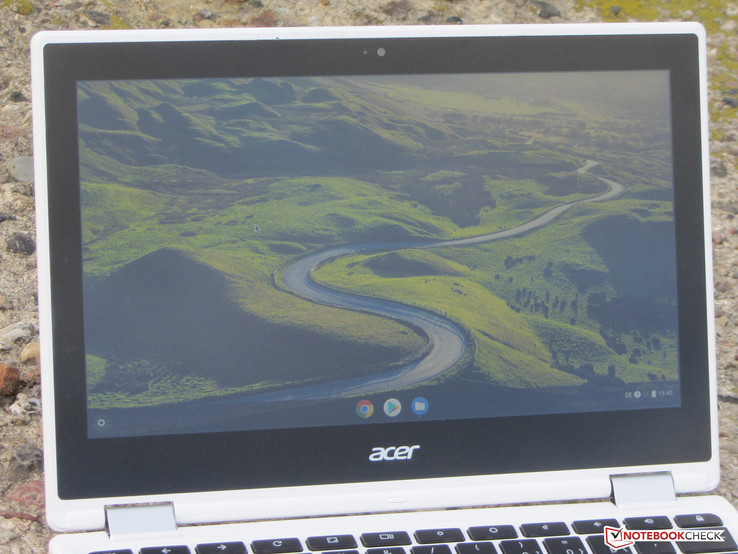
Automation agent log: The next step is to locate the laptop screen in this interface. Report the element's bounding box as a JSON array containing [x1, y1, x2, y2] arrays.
[[77, 70, 679, 438], [37, 29, 712, 500]]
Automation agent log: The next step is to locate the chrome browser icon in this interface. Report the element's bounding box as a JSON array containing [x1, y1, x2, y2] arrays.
[[356, 399, 374, 419]]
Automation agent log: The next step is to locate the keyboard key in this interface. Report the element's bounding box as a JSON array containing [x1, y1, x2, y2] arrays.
[[251, 539, 303, 554], [500, 539, 544, 554], [307, 535, 357, 551], [416, 529, 465, 544], [572, 520, 620, 534], [366, 548, 406, 554], [674, 515, 724, 529], [543, 537, 587, 554], [196, 543, 247, 554], [676, 527, 737, 553], [468, 526, 518, 541], [633, 543, 676, 554], [521, 524, 570, 538], [362, 533, 412, 547], [412, 545, 454, 554], [586, 535, 632, 554], [141, 547, 191, 554], [625, 518, 672, 531], [457, 542, 497, 554]]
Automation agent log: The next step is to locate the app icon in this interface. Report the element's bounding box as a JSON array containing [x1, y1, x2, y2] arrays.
[[383, 398, 402, 417], [411, 397, 429, 415], [356, 399, 374, 419]]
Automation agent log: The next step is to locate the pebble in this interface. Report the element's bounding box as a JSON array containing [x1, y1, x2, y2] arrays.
[[5, 232, 35, 255], [0, 321, 35, 352], [9, 91, 28, 103], [0, 296, 13, 311], [0, 363, 20, 396], [19, 341, 39, 364], [717, 280, 734, 293], [7, 445, 44, 482], [8, 156, 33, 183], [7, 392, 40, 416], [6, 479, 45, 508]]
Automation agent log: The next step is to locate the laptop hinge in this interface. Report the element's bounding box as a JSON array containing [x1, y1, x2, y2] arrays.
[[105, 502, 177, 542], [610, 472, 676, 508]]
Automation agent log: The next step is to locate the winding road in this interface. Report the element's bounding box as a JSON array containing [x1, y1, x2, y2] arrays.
[[278, 160, 627, 398]]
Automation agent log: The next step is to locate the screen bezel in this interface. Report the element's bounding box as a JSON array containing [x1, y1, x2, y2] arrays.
[[39, 32, 711, 501]]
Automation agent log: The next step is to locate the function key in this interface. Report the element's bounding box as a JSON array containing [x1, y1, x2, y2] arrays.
[[196, 544, 247, 554], [572, 520, 619, 534], [251, 539, 303, 554], [141, 547, 191, 554], [521, 523, 569, 538], [306, 536, 357, 551], [412, 545, 454, 554], [586, 535, 631, 554], [468, 526, 518, 541], [676, 527, 737, 553], [674, 514, 723, 529], [624, 518, 672, 530], [416, 529, 465, 544], [500, 539, 543, 554], [543, 537, 586, 554], [362, 532, 412, 547], [457, 543, 496, 554]]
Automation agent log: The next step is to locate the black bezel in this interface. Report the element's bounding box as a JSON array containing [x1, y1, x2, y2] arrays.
[[40, 32, 711, 500]]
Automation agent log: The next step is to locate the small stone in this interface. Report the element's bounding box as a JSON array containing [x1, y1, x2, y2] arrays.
[[11, 183, 34, 196], [381, 0, 413, 17], [0, 363, 21, 396], [445, 15, 463, 23], [247, 0, 263, 6], [714, 229, 728, 244], [9, 91, 28, 103], [716, 280, 733, 293], [9, 156, 34, 182], [8, 445, 44, 482], [20, 341, 40, 364], [711, 159, 728, 178], [609, 5, 622, 15], [6, 232, 36, 255], [0, 321, 35, 351], [0, 213, 17, 223], [0, 296, 13, 311], [0, 124, 24, 142], [530, 0, 561, 18], [6, 479, 45, 508], [85, 10, 112, 25], [20, 369, 40, 387], [8, 392, 40, 415], [723, 97, 738, 108]]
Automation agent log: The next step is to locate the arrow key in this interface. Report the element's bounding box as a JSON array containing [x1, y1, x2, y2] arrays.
[[196, 542, 247, 554], [140, 547, 191, 554]]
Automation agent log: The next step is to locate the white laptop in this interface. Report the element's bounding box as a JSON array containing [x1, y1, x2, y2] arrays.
[[31, 22, 737, 554]]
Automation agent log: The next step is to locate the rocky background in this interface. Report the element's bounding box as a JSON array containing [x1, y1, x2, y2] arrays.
[[1, 0, 737, 551]]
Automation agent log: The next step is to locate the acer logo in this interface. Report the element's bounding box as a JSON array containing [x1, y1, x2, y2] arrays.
[[369, 445, 420, 462]]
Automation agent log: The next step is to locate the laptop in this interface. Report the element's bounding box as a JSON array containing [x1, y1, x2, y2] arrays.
[[31, 22, 736, 554]]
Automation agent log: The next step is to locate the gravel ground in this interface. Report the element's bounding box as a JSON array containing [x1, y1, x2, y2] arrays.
[[1, 0, 737, 552]]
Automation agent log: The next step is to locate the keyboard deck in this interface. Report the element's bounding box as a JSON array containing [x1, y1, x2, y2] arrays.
[[49, 496, 738, 554]]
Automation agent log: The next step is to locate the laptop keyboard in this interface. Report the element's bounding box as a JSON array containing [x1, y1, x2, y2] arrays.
[[90, 512, 738, 554]]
